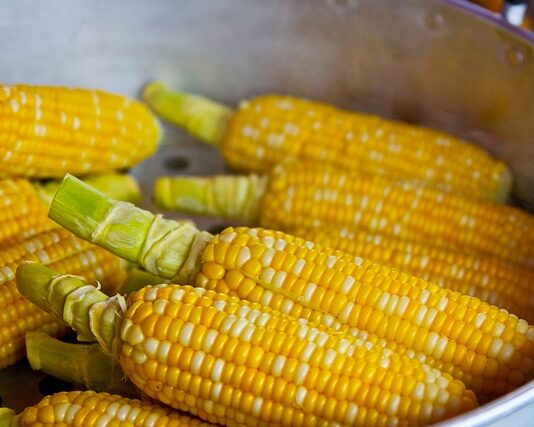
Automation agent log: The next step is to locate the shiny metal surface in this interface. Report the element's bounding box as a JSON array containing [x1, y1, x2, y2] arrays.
[[0, 0, 533, 424]]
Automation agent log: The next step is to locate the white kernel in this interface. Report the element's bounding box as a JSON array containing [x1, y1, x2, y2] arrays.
[[488, 338, 504, 359], [338, 302, 355, 323], [251, 396, 263, 417], [211, 359, 225, 381], [377, 293, 390, 312], [259, 290, 273, 307], [301, 343, 316, 361], [326, 255, 338, 268], [131, 347, 147, 364], [341, 276, 356, 294], [302, 283, 317, 303], [260, 267, 276, 284], [152, 299, 168, 315], [64, 404, 82, 423], [143, 337, 159, 358], [274, 239, 287, 251], [387, 394, 401, 416], [261, 236, 275, 248], [256, 312, 271, 327], [272, 355, 286, 376], [345, 403, 359, 424], [322, 349, 337, 368], [191, 351, 205, 374], [419, 289, 430, 304], [236, 247, 251, 267], [497, 342, 515, 363], [424, 332, 440, 355], [126, 324, 144, 346], [203, 329, 218, 352], [424, 308, 438, 328], [9, 99, 19, 112], [53, 402, 71, 422], [178, 322, 194, 346], [353, 256, 364, 266], [295, 386, 308, 408], [517, 319, 529, 334], [230, 318, 248, 337], [412, 382, 425, 401], [95, 414, 113, 427], [474, 313, 487, 328], [292, 259, 306, 275]]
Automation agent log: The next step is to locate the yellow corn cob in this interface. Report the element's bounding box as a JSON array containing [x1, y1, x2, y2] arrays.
[[47, 176, 534, 401], [153, 161, 534, 267], [0, 227, 126, 369], [18, 267, 478, 427], [0, 84, 160, 178], [0, 178, 52, 247], [1, 390, 213, 426], [288, 226, 534, 324], [143, 83, 511, 202]]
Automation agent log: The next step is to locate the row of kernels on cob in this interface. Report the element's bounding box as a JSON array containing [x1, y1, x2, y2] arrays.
[[287, 226, 534, 324], [43, 177, 534, 406]]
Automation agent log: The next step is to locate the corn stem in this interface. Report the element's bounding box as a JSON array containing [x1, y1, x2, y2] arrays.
[[142, 82, 232, 146]]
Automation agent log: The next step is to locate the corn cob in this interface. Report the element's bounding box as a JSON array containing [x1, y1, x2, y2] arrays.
[[18, 264, 477, 426], [0, 84, 160, 178], [0, 173, 140, 247], [143, 82, 511, 202], [0, 227, 127, 369], [287, 226, 534, 324], [47, 176, 534, 401], [0, 390, 213, 427], [153, 161, 534, 267], [26, 332, 136, 397]]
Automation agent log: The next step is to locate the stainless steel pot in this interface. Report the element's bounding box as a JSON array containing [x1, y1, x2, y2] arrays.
[[1, 0, 533, 424]]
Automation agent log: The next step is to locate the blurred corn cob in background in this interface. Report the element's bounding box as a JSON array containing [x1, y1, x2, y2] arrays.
[[0, 84, 160, 178], [19, 264, 478, 426], [0, 174, 139, 369], [0, 390, 214, 427], [153, 161, 534, 267], [45, 176, 534, 401], [143, 83, 511, 202]]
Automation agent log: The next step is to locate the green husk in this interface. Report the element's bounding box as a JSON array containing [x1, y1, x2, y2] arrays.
[[142, 82, 233, 146], [16, 262, 124, 353], [154, 174, 266, 224], [34, 173, 141, 205], [49, 175, 213, 282], [26, 332, 135, 397]]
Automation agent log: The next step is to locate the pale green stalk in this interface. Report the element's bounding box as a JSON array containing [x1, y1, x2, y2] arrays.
[[33, 173, 141, 206], [26, 332, 135, 397], [16, 262, 124, 353], [154, 174, 266, 224], [49, 175, 212, 282], [142, 82, 233, 146]]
